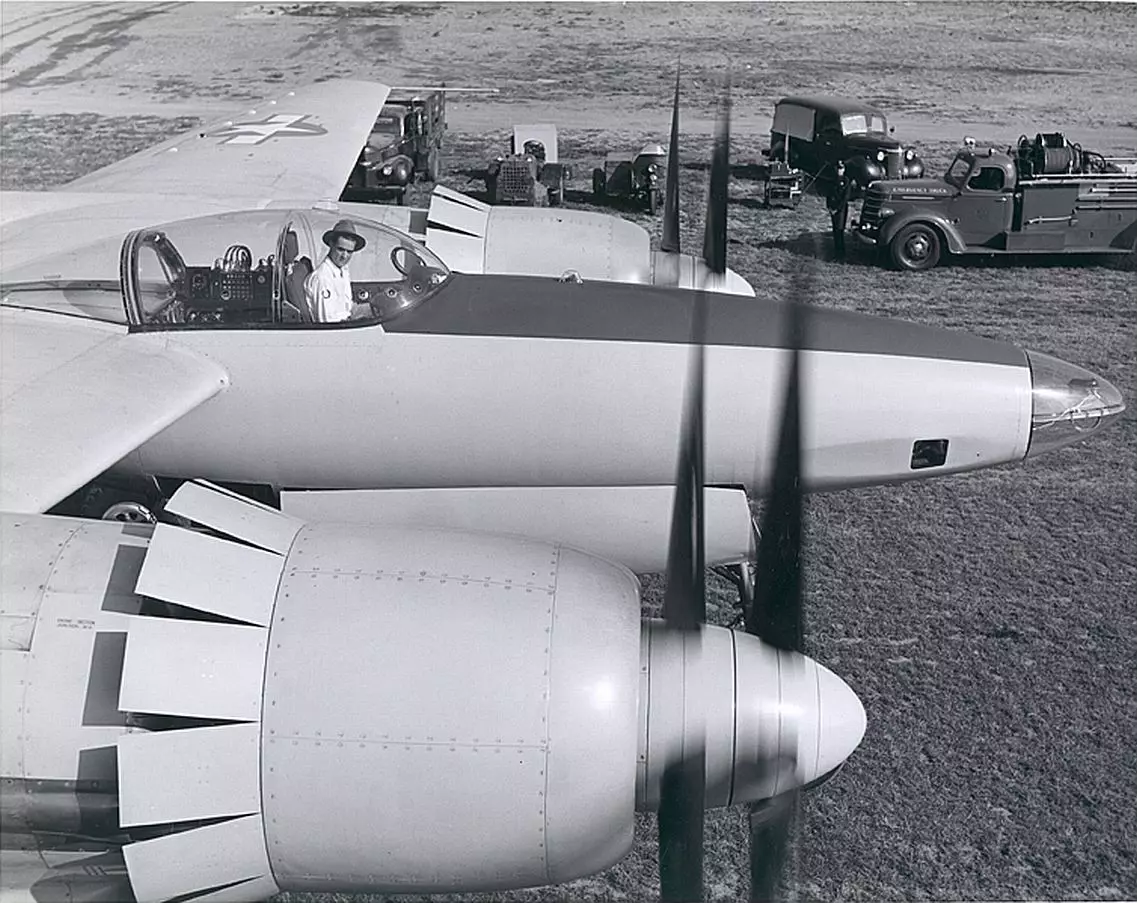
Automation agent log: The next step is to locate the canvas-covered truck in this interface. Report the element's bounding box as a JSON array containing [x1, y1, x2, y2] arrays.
[[764, 95, 924, 194], [853, 133, 1137, 270]]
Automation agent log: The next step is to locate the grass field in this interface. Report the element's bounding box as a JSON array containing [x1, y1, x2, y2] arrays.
[[2, 3, 1135, 901]]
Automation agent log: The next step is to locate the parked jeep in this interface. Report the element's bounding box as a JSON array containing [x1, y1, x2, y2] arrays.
[[592, 143, 668, 214], [344, 92, 446, 204], [485, 124, 572, 207], [767, 95, 923, 193]]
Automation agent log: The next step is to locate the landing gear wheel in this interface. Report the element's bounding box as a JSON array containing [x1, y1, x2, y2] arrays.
[[889, 223, 941, 271], [81, 485, 158, 523], [102, 501, 157, 524]]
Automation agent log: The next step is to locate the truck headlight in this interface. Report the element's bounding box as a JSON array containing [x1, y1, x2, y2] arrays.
[[879, 207, 895, 219], [905, 149, 915, 161], [381, 164, 393, 176], [876, 150, 886, 162]]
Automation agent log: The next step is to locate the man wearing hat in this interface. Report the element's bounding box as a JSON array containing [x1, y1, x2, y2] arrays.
[[303, 219, 371, 323]]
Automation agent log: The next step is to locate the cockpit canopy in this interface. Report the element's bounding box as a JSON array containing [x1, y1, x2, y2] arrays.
[[122, 209, 450, 329]]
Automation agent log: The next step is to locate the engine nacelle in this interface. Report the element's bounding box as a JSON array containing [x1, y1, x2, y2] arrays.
[[419, 186, 755, 295], [2, 484, 866, 902], [260, 523, 642, 893]]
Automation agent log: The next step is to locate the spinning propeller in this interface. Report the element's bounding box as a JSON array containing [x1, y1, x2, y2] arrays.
[[656, 70, 810, 903]]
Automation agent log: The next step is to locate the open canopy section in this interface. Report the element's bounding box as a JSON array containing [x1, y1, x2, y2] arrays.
[[121, 209, 452, 330]]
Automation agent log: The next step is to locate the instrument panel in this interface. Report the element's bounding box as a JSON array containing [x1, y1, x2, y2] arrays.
[[184, 261, 273, 325]]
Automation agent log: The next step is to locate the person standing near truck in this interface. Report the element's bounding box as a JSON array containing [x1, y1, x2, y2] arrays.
[[826, 161, 854, 260]]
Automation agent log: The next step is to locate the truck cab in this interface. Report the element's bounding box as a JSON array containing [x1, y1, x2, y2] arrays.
[[854, 138, 1137, 270], [343, 93, 446, 204]]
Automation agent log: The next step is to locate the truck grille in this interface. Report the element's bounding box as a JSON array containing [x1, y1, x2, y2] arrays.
[[860, 188, 886, 224], [498, 159, 535, 198], [883, 148, 902, 179]]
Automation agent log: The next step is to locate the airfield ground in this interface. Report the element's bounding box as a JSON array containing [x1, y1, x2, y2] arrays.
[[1, 3, 1135, 901]]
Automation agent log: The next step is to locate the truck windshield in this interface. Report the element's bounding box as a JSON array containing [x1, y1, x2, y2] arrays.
[[841, 113, 888, 135], [372, 115, 402, 136], [944, 155, 973, 188]]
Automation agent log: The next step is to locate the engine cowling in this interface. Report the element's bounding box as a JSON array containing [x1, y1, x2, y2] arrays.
[[260, 523, 642, 892], [419, 186, 755, 295], [1, 484, 866, 902]]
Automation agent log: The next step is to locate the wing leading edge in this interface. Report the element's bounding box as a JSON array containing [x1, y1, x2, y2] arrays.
[[0, 309, 229, 514], [62, 80, 391, 204]]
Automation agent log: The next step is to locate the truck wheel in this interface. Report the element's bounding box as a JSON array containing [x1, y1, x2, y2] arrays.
[[592, 169, 606, 200], [548, 185, 563, 207], [427, 149, 440, 182], [890, 223, 941, 271], [396, 188, 407, 206], [648, 188, 660, 215]]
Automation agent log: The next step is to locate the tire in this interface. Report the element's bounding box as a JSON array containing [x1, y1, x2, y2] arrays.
[[548, 185, 563, 207], [396, 188, 407, 206], [427, 148, 440, 182], [592, 169, 606, 200], [80, 485, 157, 522], [889, 223, 941, 271], [648, 187, 659, 215]]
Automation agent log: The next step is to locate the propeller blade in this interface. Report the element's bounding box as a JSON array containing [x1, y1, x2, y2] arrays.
[[745, 281, 806, 653], [659, 746, 706, 902], [662, 296, 707, 630], [702, 74, 731, 276], [744, 262, 811, 903], [658, 292, 707, 903], [661, 63, 682, 255], [658, 70, 728, 902], [748, 787, 799, 903]]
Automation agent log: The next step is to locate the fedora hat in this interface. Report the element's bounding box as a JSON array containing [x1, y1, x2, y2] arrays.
[[322, 219, 367, 251]]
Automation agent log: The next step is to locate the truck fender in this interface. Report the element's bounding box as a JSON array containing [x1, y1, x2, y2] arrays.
[[879, 212, 967, 255], [843, 156, 883, 188]]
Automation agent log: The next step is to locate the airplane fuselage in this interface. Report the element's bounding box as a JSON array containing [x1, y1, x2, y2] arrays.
[[110, 274, 1034, 493]]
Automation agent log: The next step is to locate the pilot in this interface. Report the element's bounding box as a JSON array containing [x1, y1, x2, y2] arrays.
[[304, 219, 372, 323]]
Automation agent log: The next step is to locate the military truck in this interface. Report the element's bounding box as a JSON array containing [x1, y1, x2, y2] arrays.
[[343, 92, 446, 205], [852, 132, 1137, 270], [485, 124, 572, 207]]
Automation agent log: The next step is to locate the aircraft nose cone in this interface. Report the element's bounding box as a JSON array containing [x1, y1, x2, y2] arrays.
[[1026, 350, 1125, 458]]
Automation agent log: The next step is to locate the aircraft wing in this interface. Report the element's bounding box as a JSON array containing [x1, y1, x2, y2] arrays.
[[62, 80, 390, 203], [0, 308, 229, 514]]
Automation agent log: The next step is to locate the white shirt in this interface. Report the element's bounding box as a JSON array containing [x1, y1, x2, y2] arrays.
[[303, 256, 353, 323]]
